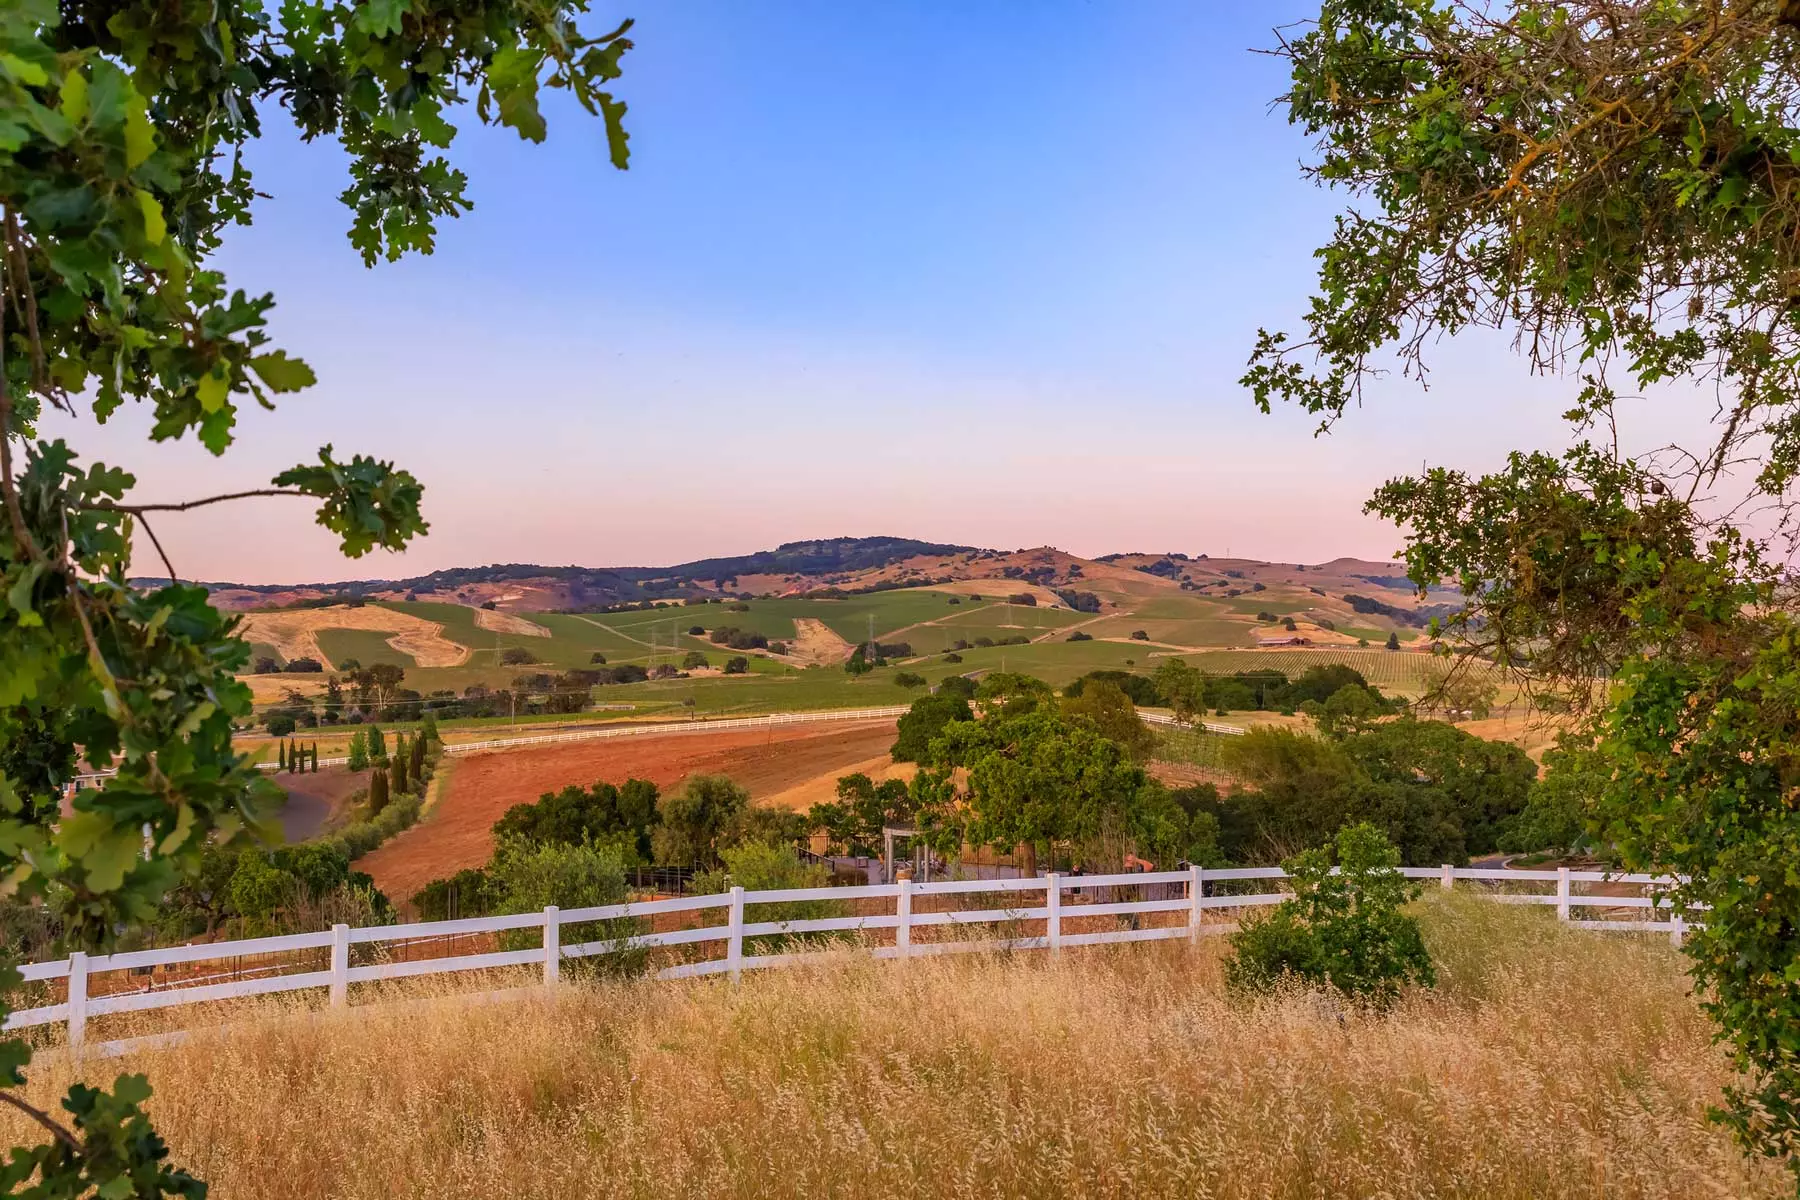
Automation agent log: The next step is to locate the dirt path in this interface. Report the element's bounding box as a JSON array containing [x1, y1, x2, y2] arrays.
[[573, 613, 653, 648], [276, 768, 366, 842], [357, 719, 899, 902], [791, 617, 854, 665]]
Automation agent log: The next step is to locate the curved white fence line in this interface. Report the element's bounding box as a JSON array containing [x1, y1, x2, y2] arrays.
[[6, 864, 1688, 1055], [255, 705, 911, 771]]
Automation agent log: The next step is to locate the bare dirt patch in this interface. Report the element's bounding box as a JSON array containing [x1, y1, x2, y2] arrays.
[[791, 617, 855, 665], [758, 754, 917, 812], [473, 607, 551, 638], [357, 719, 899, 902], [240, 674, 331, 704], [237, 605, 470, 669]]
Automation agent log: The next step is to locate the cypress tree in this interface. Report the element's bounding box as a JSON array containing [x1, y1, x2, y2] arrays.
[[369, 723, 386, 761], [409, 731, 426, 781], [347, 728, 368, 772], [421, 714, 439, 745], [389, 752, 406, 798], [278, 740, 287, 771], [369, 769, 389, 813], [310, 742, 319, 772]]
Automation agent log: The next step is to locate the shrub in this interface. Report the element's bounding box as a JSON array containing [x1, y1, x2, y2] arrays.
[[411, 868, 496, 921], [894, 672, 927, 688], [1129, 630, 1149, 641], [488, 838, 645, 976], [1226, 823, 1435, 1006], [694, 841, 845, 949], [768, 641, 788, 655], [1257, 611, 1279, 623], [252, 656, 281, 674], [283, 657, 323, 672], [1386, 631, 1401, 650], [589, 652, 607, 664], [500, 646, 537, 666], [681, 651, 710, 670], [266, 714, 296, 737], [481, 600, 498, 610], [943, 652, 964, 663], [723, 656, 749, 675], [1066, 630, 1092, 642], [1006, 593, 1037, 607], [346, 728, 369, 772], [687, 625, 705, 636]]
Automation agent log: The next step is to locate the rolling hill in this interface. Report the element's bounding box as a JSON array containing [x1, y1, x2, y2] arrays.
[[224, 537, 1468, 721]]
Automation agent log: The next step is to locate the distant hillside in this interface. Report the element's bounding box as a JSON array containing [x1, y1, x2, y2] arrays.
[[174, 537, 1437, 616], [664, 537, 979, 584]]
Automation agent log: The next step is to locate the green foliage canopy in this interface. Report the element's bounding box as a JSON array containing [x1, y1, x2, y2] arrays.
[[0, 0, 636, 1188], [1254, 0, 1800, 1168], [1227, 823, 1435, 1006]]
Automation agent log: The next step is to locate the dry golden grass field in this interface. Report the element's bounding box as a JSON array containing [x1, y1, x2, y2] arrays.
[[3, 896, 1781, 1199]]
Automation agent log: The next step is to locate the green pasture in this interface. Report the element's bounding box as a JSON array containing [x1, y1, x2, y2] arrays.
[[1080, 615, 1254, 647], [315, 628, 417, 670]]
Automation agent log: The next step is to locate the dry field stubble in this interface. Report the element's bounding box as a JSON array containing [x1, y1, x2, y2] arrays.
[[4, 897, 1781, 1199]]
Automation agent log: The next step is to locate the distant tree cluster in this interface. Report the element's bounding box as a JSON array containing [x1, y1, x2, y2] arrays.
[[1054, 589, 1102, 613], [708, 626, 769, 651]]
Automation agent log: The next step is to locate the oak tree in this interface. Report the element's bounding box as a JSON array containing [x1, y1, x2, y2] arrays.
[[0, 0, 636, 1191], [1252, 0, 1800, 1169]]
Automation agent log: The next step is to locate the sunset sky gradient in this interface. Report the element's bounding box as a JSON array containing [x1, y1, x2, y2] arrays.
[[47, 2, 1714, 584]]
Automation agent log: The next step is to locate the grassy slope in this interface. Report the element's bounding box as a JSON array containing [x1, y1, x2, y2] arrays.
[[314, 629, 418, 670], [14, 898, 1777, 1199]]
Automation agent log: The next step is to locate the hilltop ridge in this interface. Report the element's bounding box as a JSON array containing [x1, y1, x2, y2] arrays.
[[164, 536, 1424, 615]]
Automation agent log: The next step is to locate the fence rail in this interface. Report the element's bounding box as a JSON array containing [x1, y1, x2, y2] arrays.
[[255, 705, 911, 771], [4, 864, 1689, 1054]]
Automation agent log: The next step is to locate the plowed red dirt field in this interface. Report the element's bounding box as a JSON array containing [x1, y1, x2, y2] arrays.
[[359, 719, 899, 903]]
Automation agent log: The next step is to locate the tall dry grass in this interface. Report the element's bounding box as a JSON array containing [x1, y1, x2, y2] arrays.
[[3, 895, 1783, 1199]]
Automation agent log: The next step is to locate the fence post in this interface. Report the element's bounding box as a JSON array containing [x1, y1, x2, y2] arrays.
[[66, 952, 88, 1054], [727, 886, 745, 983], [895, 876, 913, 960], [329, 922, 350, 1007], [1189, 864, 1205, 942], [1556, 867, 1571, 922], [543, 906, 560, 985], [1670, 913, 1686, 949], [1046, 873, 1062, 956], [1440, 863, 1454, 891]]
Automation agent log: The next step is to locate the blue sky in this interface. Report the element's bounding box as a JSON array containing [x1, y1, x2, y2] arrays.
[[49, 2, 1700, 583]]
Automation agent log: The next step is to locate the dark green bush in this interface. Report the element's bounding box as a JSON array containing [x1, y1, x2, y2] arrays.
[[1226, 823, 1435, 1006]]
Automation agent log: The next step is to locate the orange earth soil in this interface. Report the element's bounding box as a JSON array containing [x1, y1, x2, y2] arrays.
[[357, 719, 899, 903]]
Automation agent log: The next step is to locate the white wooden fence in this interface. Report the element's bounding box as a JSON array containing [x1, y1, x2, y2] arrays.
[[3, 864, 1686, 1055], [255, 705, 912, 771]]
